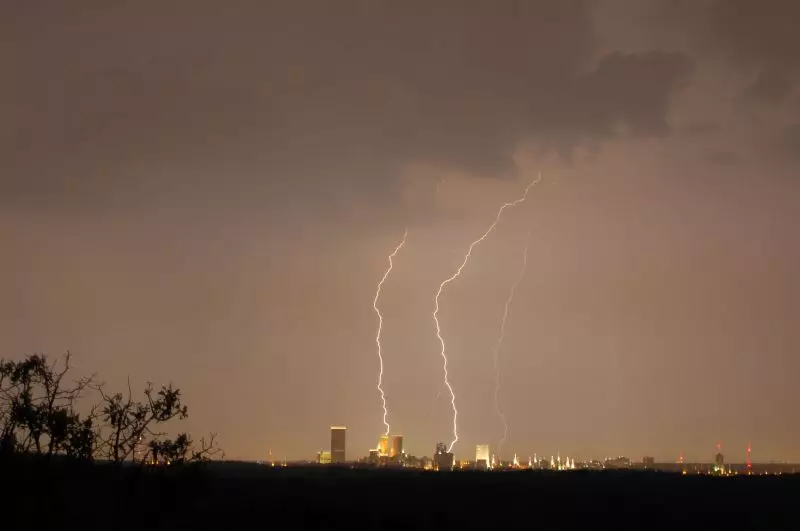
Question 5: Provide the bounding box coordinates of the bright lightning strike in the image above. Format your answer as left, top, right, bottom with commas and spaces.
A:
494, 230, 531, 462
374, 228, 408, 436
433, 172, 542, 453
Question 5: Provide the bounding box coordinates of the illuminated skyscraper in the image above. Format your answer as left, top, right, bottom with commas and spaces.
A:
434, 442, 453, 471
368, 449, 380, 465
330, 426, 346, 463
390, 435, 403, 458
475, 444, 490, 469
378, 434, 389, 456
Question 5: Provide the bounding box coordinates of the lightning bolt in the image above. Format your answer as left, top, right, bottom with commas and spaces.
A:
494, 230, 531, 462
374, 228, 408, 436
434, 172, 542, 453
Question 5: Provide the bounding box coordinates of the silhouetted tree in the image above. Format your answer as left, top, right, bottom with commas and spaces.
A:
2, 352, 223, 465
0, 352, 96, 459
147, 432, 224, 464
94, 380, 188, 464
190, 432, 224, 461
148, 433, 191, 464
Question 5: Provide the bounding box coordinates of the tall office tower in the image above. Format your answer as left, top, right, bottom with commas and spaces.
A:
433, 442, 454, 471
434, 451, 454, 471
475, 444, 490, 469
390, 435, 403, 458
330, 426, 346, 463
378, 434, 390, 456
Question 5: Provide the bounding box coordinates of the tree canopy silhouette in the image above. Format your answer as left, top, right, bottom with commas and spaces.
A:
0, 352, 222, 464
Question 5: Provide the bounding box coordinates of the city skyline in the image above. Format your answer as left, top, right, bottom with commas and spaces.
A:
3, 1, 798, 462
315, 426, 780, 467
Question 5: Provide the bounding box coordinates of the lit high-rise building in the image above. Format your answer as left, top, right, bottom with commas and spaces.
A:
378, 434, 390, 456
368, 449, 380, 465
434, 451, 454, 471
434, 442, 453, 471
390, 435, 403, 458
475, 444, 490, 469
330, 426, 346, 463
317, 451, 332, 464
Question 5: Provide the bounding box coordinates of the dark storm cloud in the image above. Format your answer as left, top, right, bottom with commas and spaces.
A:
703, 0, 799, 106
576, 51, 691, 136
704, 149, 739, 167
2, 0, 691, 214
775, 123, 800, 160
657, 0, 800, 105
701, 0, 799, 71
745, 69, 795, 105
680, 123, 722, 136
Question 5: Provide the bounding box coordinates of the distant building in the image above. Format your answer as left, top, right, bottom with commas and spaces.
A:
604, 456, 631, 469
378, 434, 389, 456
434, 442, 453, 471
390, 435, 403, 458
330, 426, 346, 463
368, 449, 380, 465
642, 456, 655, 468
715, 452, 724, 471
317, 451, 332, 464
476, 444, 490, 469
434, 452, 454, 471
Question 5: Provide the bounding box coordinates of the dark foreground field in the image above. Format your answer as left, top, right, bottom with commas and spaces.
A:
4, 459, 798, 530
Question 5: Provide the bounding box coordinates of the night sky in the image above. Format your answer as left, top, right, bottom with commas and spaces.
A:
2, 1, 798, 462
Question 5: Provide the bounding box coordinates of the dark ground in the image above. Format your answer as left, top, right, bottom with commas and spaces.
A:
3, 459, 798, 530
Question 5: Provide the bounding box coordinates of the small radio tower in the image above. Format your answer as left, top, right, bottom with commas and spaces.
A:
746, 444, 752, 474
